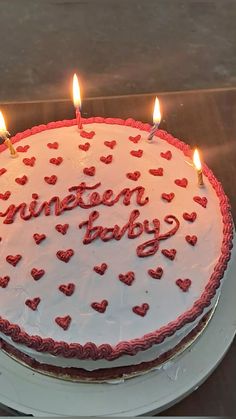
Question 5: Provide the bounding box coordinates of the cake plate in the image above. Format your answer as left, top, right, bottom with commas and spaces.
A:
0, 242, 235, 417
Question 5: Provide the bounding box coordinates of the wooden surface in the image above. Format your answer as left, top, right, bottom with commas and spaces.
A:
0, 87, 235, 416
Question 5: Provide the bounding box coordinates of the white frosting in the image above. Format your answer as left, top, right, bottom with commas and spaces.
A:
0, 122, 224, 371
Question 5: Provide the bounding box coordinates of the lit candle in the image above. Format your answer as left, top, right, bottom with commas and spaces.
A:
73, 73, 82, 130
193, 148, 204, 187
147, 97, 161, 142
0, 111, 18, 158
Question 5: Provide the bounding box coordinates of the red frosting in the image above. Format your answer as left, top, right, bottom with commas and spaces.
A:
0, 117, 233, 361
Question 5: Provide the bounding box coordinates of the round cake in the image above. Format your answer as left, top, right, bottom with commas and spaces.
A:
0, 117, 233, 382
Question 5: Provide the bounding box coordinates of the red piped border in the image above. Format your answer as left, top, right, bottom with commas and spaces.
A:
0, 117, 234, 360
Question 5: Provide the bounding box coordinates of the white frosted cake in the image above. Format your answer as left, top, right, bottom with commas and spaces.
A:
0, 117, 233, 381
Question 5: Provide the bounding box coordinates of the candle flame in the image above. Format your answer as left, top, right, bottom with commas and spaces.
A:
193, 148, 202, 171
0, 111, 7, 131
153, 97, 161, 125
73, 73, 81, 109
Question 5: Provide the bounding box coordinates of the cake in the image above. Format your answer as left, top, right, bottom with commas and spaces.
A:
0, 117, 233, 382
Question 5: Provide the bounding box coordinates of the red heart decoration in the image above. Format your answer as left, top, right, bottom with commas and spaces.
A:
176, 278, 192, 292
23, 157, 36, 167
44, 175, 57, 185
33, 233, 46, 245
91, 299, 108, 313
55, 315, 71, 330
128, 134, 141, 144
31, 268, 45, 280
49, 157, 63, 166
0, 276, 10, 288
148, 267, 163, 279
183, 212, 197, 222
160, 150, 172, 160
100, 155, 113, 164
132, 303, 149, 317
47, 142, 59, 149
80, 130, 95, 139
119, 271, 135, 286
59, 283, 75, 296
32, 193, 39, 199
83, 166, 95, 176
0, 191, 11, 200
193, 196, 208, 208
6, 254, 22, 266
104, 140, 116, 149
79, 142, 90, 151
130, 149, 143, 158
149, 168, 163, 176
55, 224, 69, 235
94, 263, 108, 275
161, 192, 175, 202
185, 235, 198, 246
16, 145, 30, 153
25, 297, 41, 311
126, 171, 141, 181
161, 248, 176, 260
15, 175, 28, 185
0, 168, 7, 176
56, 249, 74, 263
175, 178, 188, 188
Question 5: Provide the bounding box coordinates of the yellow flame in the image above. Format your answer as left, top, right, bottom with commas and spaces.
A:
153, 97, 161, 125
0, 111, 7, 131
193, 148, 202, 171
72, 73, 81, 109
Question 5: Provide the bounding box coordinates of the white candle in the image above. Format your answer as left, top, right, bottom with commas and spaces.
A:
73, 73, 82, 130
147, 97, 161, 142
193, 148, 204, 187
0, 111, 18, 158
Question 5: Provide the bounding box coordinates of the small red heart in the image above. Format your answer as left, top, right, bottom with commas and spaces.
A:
16, 145, 30, 153
31, 268, 45, 280
6, 254, 22, 266
149, 168, 163, 176
130, 149, 143, 158
161, 248, 176, 260
132, 303, 149, 317
23, 157, 36, 167
0, 168, 7, 176
79, 142, 90, 151
56, 249, 74, 263
148, 267, 163, 279
193, 196, 208, 208
33, 233, 46, 245
80, 130, 95, 139
59, 283, 75, 296
185, 235, 198, 246
160, 150, 172, 160
91, 299, 108, 313
128, 134, 141, 144
32, 193, 39, 199
55, 224, 69, 235
44, 175, 57, 185
175, 178, 188, 188
0, 276, 10, 288
47, 142, 59, 149
15, 175, 28, 185
49, 157, 63, 166
0, 191, 11, 200
104, 140, 116, 149
126, 171, 141, 181
183, 212, 197, 222
55, 315, 71, 330
83, 166, 95, 176
162, 192, 175, 202
94, 263, 108, 275
25, 297, 41, 311
100, 155, 113, 164
176, 278, 192, 292
119, 271, 135, 286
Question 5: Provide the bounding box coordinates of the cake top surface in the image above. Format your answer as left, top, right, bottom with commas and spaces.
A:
0, 117, 233, 360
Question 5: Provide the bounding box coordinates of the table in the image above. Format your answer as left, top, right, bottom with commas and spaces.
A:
0, 87, 235, 416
